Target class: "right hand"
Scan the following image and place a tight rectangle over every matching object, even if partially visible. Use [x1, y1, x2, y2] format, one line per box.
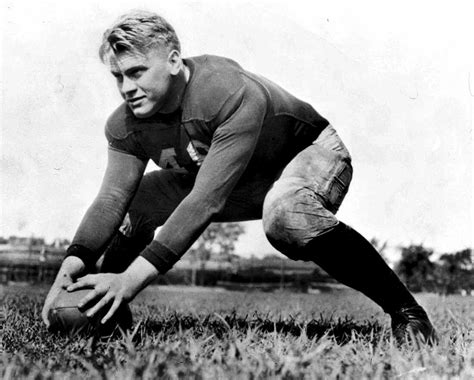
[41, 256, 86, 328]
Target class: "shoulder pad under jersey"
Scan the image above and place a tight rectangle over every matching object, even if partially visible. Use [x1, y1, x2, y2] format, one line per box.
[105, 103, 139, 140]
[182, 55, 245, 123]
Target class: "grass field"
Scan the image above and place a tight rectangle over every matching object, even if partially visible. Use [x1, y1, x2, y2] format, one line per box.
[1, 284, 473, 379]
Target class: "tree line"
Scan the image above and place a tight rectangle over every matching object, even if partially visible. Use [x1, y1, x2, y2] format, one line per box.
[1, 226, 472, 294]
[186, 225, 473, 294]
[394, 244, 472, 295]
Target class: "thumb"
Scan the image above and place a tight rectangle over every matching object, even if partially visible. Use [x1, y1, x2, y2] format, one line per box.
[41, 301, 52, 327]
[57, 274, 75, 289]
[60, 279, 73, 290]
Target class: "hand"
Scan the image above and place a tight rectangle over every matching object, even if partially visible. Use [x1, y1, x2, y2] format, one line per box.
[67, 256, 159, 324]
[42, 256, 86, 327]
[67, 272, 136, 325]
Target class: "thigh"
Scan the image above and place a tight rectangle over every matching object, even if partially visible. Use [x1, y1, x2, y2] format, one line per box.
[216, 127, 353, 224]
[214, 178, 272, 222]
[276, 143, 352, 214]
[314, 123, 351, 157]
[261, 142, 352, 256]
[125, 168, 269, 233]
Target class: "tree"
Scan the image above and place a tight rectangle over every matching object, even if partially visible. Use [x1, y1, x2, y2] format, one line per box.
[395, 244, 436, 292]
[188, 222, 245, 285]
[436, 249, 473, 294]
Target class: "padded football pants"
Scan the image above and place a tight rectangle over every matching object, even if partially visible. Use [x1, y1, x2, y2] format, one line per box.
[104, 124, 352, 261]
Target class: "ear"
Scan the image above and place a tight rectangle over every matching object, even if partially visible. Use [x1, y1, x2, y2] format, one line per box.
[167, 50, 182, 76]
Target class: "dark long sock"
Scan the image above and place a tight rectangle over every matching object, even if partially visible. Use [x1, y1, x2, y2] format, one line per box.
[100, 232, 152, 274]
[303, 222, 417, 314]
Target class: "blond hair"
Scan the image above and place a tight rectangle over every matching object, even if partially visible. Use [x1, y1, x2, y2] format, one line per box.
[99, 10, 181, 62]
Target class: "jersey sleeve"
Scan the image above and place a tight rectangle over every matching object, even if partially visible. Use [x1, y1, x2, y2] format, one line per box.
[70, 148, 147, 260]
[140, 77, 268, 272]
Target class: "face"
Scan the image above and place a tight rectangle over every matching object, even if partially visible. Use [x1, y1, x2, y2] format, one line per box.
[108, 49, 180, 118]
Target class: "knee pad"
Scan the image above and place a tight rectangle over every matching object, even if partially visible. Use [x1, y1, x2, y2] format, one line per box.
[263, 179, 339, 259]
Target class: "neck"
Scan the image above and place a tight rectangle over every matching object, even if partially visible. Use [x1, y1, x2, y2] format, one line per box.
[160, 65, 190, 114]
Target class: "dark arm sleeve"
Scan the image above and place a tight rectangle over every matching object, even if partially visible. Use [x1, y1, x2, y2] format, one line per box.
[140, 78, 268, 272]
[69, 148, 148, 264]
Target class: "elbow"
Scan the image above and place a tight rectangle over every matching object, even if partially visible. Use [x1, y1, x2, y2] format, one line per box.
[96, 183, 134, 205]
[184, 191, 226, 220]
[92, 190, 129, 219]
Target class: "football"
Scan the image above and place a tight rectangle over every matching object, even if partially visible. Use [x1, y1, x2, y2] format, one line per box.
[48, 288, 133, 335]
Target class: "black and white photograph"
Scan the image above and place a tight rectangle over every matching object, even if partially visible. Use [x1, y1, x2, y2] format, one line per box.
[1, 0, 473, 378]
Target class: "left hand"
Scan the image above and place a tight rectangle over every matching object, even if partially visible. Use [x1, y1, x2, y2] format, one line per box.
[67, 272, 135, 324]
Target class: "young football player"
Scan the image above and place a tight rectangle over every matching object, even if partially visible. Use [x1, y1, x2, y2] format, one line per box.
[42, 10, 437, 344]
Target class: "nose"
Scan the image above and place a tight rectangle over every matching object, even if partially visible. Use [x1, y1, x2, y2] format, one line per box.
[120, 76, 137, 97]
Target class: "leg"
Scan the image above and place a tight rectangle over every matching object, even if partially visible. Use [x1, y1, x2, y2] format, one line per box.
[100, 170, 194, 273]
[263, 125, 436, 344]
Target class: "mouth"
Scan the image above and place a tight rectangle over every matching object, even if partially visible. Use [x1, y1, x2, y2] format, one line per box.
[127, 96, 146, 106]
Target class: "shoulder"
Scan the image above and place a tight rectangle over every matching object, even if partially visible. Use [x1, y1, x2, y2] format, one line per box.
[104, 103, 150, 159]
[104, 103, 138, 140]
[182, 55, 250, 122]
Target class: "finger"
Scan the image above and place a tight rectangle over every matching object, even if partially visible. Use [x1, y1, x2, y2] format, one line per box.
[42, 289, 61, 327]
[101, 298, 122, 324]
[76, 274, 94, 282]
[77, 289, 102, 310]
[41, 307, 50, 327]
[85, 293, 113, 318]
[60, 277, 74, 289]
[60, 281, 72, 290]
[67, 275, 96, 291]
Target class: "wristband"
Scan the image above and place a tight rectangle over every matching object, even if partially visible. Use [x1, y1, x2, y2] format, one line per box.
[140, 241, 180, 274]
[64, 244, 98, 273]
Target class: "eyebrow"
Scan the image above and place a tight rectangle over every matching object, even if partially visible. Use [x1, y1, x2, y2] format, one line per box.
[111, 65, 147, 77]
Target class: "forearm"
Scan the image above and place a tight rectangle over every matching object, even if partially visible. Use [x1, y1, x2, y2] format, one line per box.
[65, 192, 130, 272]
[67, 149, 147, 269]
[72, 190, 130, 252]
[140, 192, 215, 273]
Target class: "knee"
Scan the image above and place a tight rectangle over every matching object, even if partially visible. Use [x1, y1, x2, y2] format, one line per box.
[124, 172, 164, 237]
[262, 179, 339, 259]
[127, 170, 191, 230]
[118, 212, 154, 244]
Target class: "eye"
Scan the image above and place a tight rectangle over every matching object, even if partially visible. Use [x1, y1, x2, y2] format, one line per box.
[128, 69, 144, 80]
[112, 73, 123, 82]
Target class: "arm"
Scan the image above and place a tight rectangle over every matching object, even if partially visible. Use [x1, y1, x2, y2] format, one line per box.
[69, 148, 148, 261]
[63, 79, 269, 325]
[66, 78, 269, 325]
[140, 77, 268, 272]
[42, 148, 147, 326]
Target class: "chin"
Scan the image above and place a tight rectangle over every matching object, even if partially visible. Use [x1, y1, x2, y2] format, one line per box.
[131, 107, 158, 119]
[133, 111, 151, 119]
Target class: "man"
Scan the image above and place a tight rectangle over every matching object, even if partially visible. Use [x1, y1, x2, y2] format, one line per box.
[42, 10, 437, 344]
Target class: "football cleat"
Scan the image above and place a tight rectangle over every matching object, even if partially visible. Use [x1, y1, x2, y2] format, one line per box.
[390, 305, 438, 345]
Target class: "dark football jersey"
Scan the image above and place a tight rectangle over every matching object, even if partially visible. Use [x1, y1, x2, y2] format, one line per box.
[82, 55, 330, 270]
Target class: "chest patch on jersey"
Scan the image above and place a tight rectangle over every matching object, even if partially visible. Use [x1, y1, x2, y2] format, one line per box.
[158, 147, 181, 169]
[186, 140, 208, 167]
[152, 126, 209, 171]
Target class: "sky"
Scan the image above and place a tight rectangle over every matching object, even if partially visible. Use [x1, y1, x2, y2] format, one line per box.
[1, 0, 473, 262]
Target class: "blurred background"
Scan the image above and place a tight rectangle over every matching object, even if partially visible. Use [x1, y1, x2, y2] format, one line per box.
[1, 0, 472, 267]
